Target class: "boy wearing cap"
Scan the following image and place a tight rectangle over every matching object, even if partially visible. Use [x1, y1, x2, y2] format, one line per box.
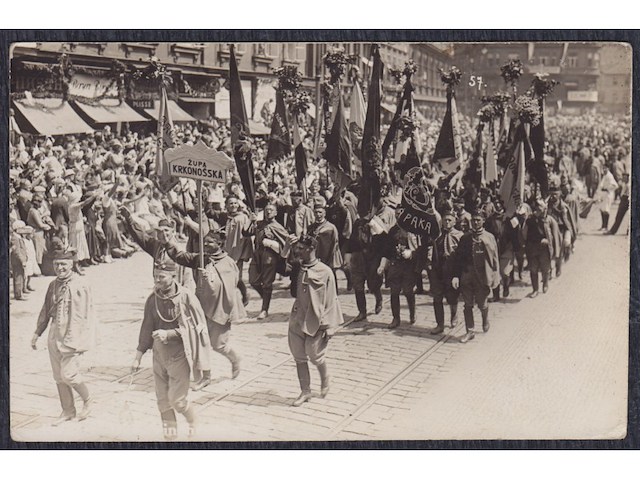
[165, 230, 244, 386]
[131, 258, 211, 440]
[523, 201, 555, 298]
[288, 235, 343, 407]
[31, 248, 95, 425]
[451, 210, 500, 343]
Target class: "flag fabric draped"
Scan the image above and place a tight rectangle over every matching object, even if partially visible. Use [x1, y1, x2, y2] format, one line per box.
[433, 89, 463, 174]
[292, 115, 307, 189]
[266, 90, 291, 165]
[349, 80, 366, 175]
[155, 84, 179, 193]
[359, 44, 384, 217]
[382, 74, 413, 160]
[229, 45, 256, 211]
[529, 96, 550, 197]
[462, 123, 485, 191]
[324, 89, 353, 190]
[499, 122, 530, 216]
[497, 117, 516, 168]
[485, 124, 499, 184]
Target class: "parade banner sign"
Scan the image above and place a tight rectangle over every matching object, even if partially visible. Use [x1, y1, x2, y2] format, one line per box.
[396, 166, 440, 239]
[165, 140, 235, 184]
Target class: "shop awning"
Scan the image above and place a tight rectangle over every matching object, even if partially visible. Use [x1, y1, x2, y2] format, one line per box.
[144, 99, 196, 122]
[72, 99, 148, 124]
[249, 120, 271, 136]
[178, 96, 216, 104]
[13, 98, 94, 136]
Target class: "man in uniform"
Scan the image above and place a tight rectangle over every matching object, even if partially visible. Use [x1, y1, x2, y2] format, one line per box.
[246, 202, 290, 319]
[220, 195, 253, 306]
[428, 208, 463, 334]
[165, 230, 245, 386]
[523, 200, 555, 298]
[378, 213, 419, 329]
[131, 258, 211, 440]
[451, 210, 500, 343]
[308, 196, 343, 274]
[31, 248, 95, 425]
[287, 235, 343, 407]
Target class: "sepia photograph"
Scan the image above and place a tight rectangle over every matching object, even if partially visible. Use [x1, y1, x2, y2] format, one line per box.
[5, 38, 633, 444]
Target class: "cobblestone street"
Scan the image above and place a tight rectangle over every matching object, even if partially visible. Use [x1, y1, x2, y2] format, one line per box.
[9, 206, 630, 442]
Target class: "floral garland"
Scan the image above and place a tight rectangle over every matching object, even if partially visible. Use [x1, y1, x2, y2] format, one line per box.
[500, 59, 524, 87]
[477, 103, 497, 123]
[439, 66, 462, 86]
[514, 94, 541, 126]
[530, 73, 559, 98]
[132, 57, 173, 87]
[397, 115, 417, 142]
[289, 90, 311, 117]
[323, 48, 355, 85]
[481, 91, 511, 116]
[273, 65, 303, 94]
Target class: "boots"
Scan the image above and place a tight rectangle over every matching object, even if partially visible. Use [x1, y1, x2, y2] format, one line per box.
[406, 293, 416, 324]
[481, 307, 490, 333]
[431, 300, 445, 335]
[261, 287, 272, 314]
[530, 271, 539, 297]
[238, 280, 249, 307]
[502, 277, 510, 298]
[389, 293, 401, 329]
[52, 383, 76, 426]
[293, 362, 312, 407]
[603, 212, 610, 230]
[374, 290, 383, 314]
[460, 307, 475, 343]
[73, 383, 92, 421]
[353, 290, 367, 322]
[491, 286, 500, 303]
[317, 362, 330, 398]
[192, 370, 211, 391]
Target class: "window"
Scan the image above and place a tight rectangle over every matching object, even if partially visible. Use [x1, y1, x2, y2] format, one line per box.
[539, 56, 549, 66]
[285, 44, 305, 61]
[507, 53, 519, 60]
[566, 56, 578, 68]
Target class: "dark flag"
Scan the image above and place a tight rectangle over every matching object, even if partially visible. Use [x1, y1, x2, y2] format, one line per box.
[382, 71, 413, 161]
[292, 115, 307, 188]
[497, 117, 517, 169]
[433, 89, 463, 174]
[499, 122, 532, 216]
[359, 44, 384, 217]
[324, 89, 352, 190]
[529, 96, 550, 197]
[154, 84, 180, 193]
[462, 123, 485, 191]
[229, 45, 256, 211]
[266, 90, 291, 165]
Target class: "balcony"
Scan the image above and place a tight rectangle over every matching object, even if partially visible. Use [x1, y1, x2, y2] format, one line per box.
[66, 42, 107, 55]
[170, 43, 205, 65]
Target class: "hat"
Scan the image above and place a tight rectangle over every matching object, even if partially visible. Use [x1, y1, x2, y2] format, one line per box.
[33, 185, 46, 194]
[32, 193, 44, 202]
[157, 218, 176, 229]
[291, 190, 304, 198]
[17, 225, 34, 235]
[63, 169, 75, 178]
[12, 220, 26, 232]
[153, 258, 177, 273]
[52, 177, 66, 186]
[53, 247, 77, 261]
[470, 208, 486, 220]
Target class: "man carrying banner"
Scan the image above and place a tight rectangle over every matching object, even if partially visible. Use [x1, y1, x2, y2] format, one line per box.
[451, 209, 500, 343]
[378, 212, 419, 329]
[164, 229, 244, 385]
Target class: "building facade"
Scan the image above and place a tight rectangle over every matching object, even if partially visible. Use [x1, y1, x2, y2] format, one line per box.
[452, 42, 607, 116]
[597, 43, 632, 114]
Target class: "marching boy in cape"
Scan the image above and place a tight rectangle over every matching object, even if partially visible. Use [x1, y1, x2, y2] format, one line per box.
[131, 258, 211, 440]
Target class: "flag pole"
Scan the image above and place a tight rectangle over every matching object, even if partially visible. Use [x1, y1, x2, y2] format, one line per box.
[197, 180, 204, 269]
